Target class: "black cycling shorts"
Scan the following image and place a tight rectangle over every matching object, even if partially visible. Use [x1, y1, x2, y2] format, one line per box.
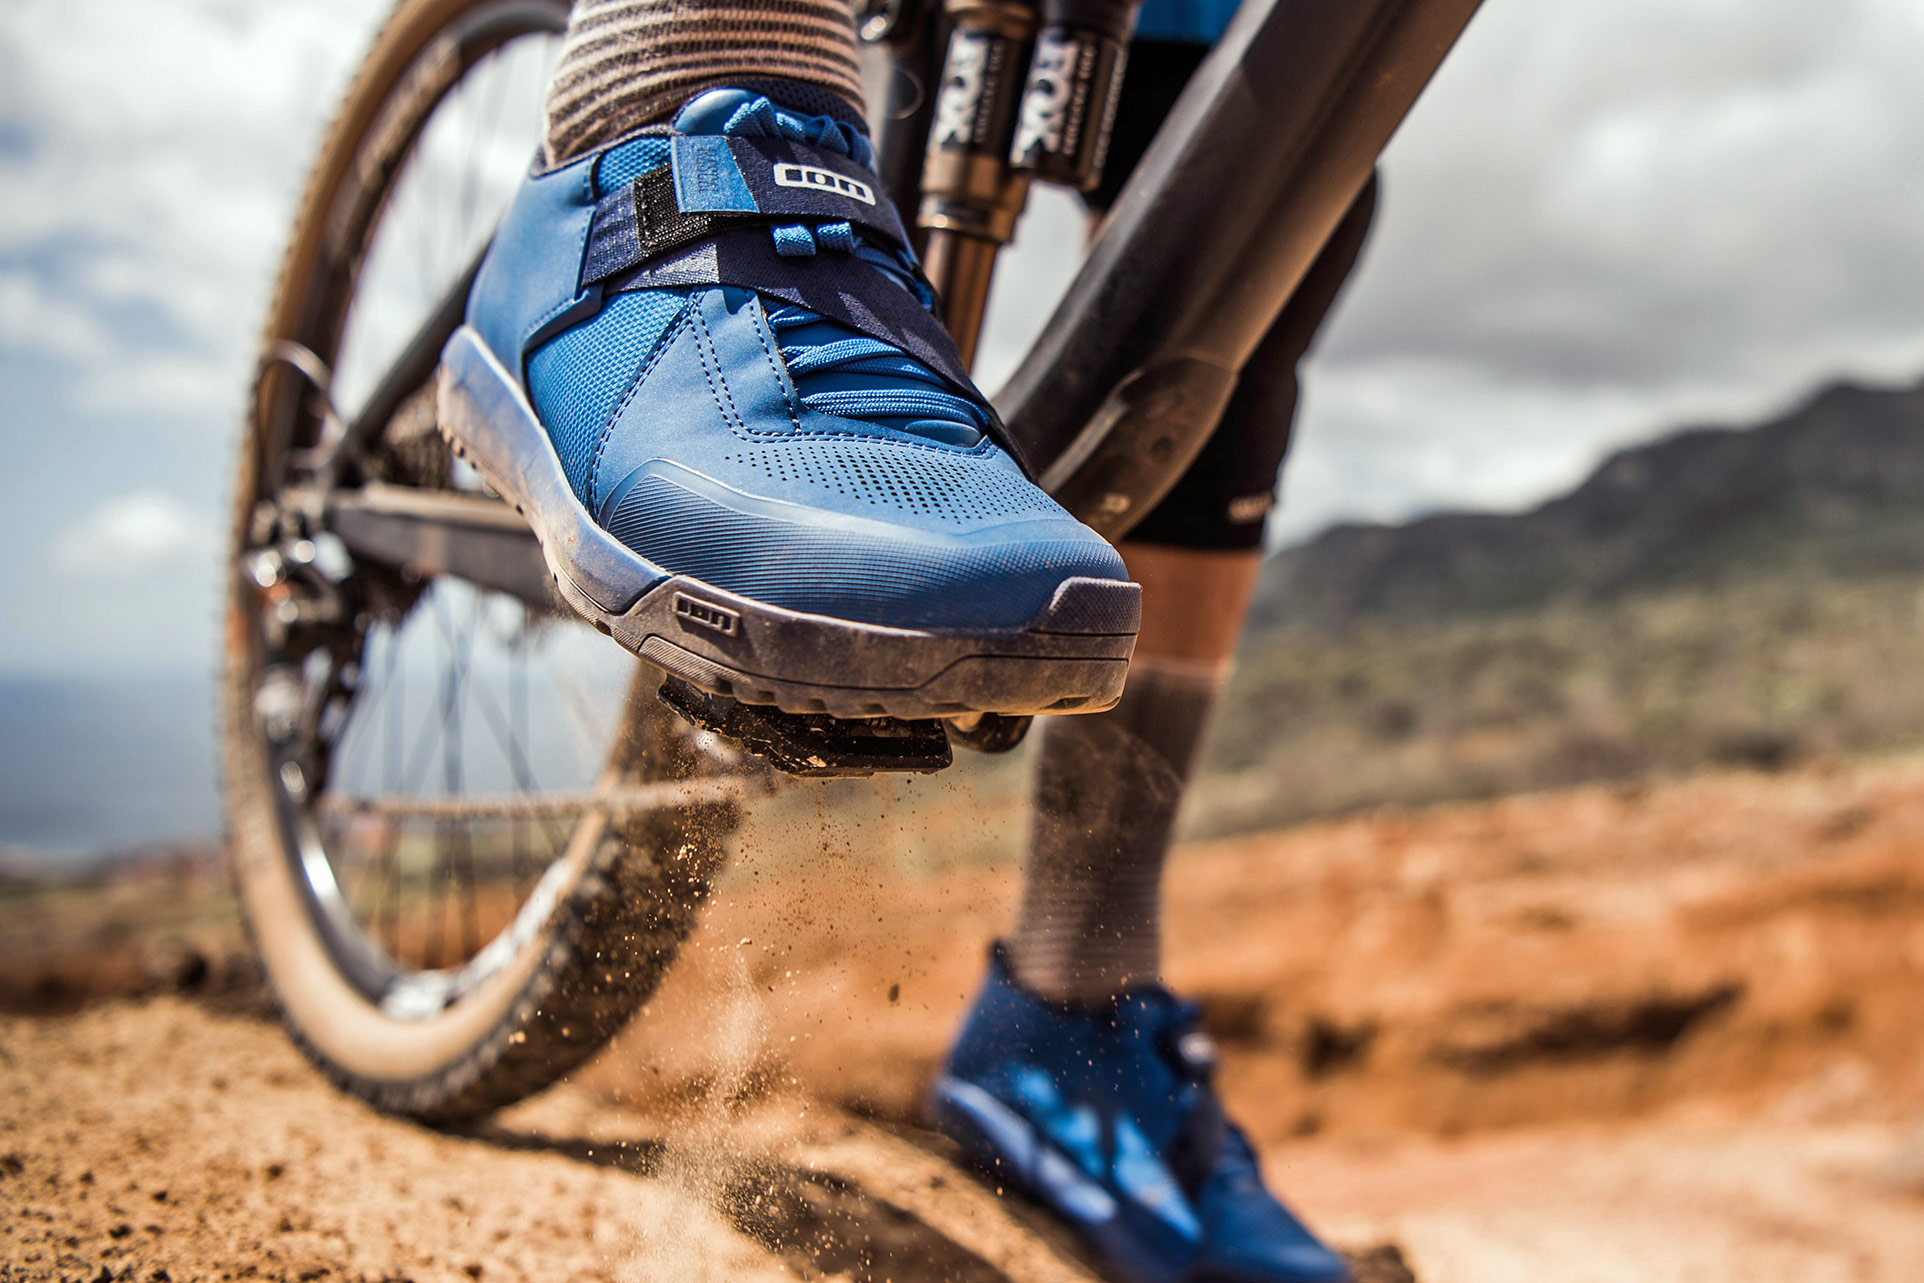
[1082, 40, 1378, 550]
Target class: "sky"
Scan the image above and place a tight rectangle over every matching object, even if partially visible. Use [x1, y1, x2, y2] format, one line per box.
[2, 0, 1923, 680]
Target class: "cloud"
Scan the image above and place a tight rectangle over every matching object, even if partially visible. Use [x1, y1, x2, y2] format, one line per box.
[52, 489, 217, 578]
[0, 271, 112, 359]
[24, 488, 223, 677]
[1328, 0, 1924, 391]
[966, 0, 1924, 550]
[1270, 356, 1824, 544]
[72, 352, 240, 420]
[1275, 0, 1924, 540]
[0, 0, 390, 423]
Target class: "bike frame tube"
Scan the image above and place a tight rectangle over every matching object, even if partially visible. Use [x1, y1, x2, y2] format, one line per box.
[998, 0, 1486, 536]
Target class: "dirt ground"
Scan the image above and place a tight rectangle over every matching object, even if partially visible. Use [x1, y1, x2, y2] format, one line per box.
[7, 757, 1924, 1281]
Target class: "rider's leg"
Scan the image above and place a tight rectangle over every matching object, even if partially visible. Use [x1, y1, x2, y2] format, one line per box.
[1006, 173, 1380, 1004]
[545, 0, 866, 159]
[936, 174, 1377, 1283]
[1007, 544, 1257, 1001]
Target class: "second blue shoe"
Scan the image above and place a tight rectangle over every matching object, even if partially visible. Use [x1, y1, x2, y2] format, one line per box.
[931, 946, 1352, 1283]
[438, 88, 1138, 720]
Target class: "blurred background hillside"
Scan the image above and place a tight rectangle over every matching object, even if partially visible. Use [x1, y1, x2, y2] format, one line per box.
[1195, 376, 1924, 832]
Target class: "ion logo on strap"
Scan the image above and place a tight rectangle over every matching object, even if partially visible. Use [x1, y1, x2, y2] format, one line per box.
[772, 163, 876, 206]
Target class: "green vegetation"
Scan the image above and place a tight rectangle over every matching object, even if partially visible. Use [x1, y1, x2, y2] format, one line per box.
[1194, 574, 1924, 836]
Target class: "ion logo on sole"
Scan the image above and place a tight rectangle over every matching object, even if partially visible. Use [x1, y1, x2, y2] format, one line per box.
[772, 163, 876, 206]
[674, 593, 742, 637]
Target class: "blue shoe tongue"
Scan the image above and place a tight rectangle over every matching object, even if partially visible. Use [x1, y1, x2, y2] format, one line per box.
[672, 88, 874, 169]
[666, 90, 982, 448]
[671, 87, 758, 136]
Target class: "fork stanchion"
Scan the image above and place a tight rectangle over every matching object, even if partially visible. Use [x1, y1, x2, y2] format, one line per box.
[916, 0, 1038, 364]
[861, 0, 946, 256]
[920, 229, 1007, 368]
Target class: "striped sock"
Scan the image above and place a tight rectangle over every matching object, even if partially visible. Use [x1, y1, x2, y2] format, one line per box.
[1007, 658, 1226, 1005]
[544, 0, 867, 162]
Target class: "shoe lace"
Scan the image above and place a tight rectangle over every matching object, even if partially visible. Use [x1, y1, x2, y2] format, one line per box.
[763, 305, 986, 445]
[717, 97, 985, 447]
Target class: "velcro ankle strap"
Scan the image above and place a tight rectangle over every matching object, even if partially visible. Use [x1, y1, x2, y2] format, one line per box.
[582, 135, 912, 286]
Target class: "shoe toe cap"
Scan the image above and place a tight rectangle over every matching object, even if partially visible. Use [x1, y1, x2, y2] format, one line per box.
[599, 464, 1128, 630]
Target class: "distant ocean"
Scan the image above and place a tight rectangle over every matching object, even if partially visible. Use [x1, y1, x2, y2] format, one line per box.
[0, 673, 220, 866]
[0, 636, 635, 869]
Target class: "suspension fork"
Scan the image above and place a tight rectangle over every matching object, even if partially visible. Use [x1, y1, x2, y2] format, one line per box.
[870, 0, 1143, 367]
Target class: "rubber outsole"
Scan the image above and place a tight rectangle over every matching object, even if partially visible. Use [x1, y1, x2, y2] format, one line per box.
[435, 326, 1139, 720]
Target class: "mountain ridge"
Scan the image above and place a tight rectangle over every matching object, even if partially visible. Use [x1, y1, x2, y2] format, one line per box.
[1249, 376, 1924, 632]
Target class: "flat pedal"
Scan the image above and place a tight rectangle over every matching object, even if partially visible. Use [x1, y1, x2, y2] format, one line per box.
[945, 713, 1033, 754]
[658, 677, 952, 777]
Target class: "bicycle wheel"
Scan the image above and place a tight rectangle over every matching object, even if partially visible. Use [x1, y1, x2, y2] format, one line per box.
[223, 0, 754, 1121]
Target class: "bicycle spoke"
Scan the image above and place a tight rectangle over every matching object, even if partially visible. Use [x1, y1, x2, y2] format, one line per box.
[553, 663, 618, 775]
[336, 621, 399, 799]
[381, 823, 404, 962]
[339, 255, 482, 455]
[384, 629, 405, 794]
[317, 573, 652, 972]
[400, 584, 476, 794]
[465, 654, 573, 856]
[438, 592, 477, 965]
[510, 622, 533, 898]
[410, 142, 439, 322]
[455, 55, 487, 242]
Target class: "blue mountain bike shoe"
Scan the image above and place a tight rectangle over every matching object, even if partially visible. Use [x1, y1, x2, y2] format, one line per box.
[930, 946, 1351, 1283]
[439, 89, 1138, 720]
